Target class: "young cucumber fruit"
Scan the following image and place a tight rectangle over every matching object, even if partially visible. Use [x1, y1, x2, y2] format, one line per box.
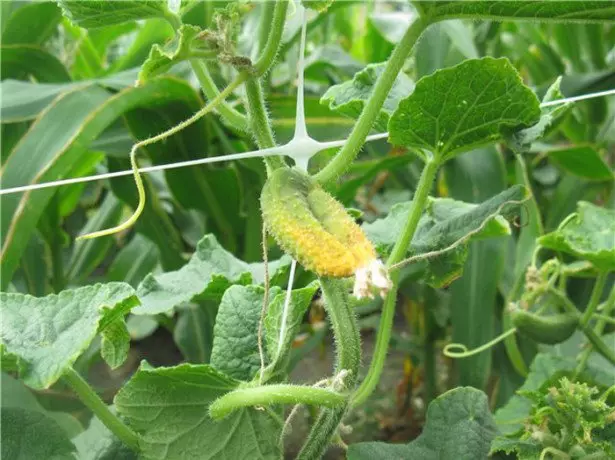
[260, 167, 376, 278]
[512, 309, 579, 345]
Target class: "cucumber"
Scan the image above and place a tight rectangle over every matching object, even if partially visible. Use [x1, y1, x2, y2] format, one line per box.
[261, 167, 375, 277]
[512, 309, 579, 345]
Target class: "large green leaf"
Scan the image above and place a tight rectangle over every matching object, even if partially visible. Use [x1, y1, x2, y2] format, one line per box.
[348, 387, 498, 460]
[388, 57, 540, 161]
[107, 235, 159, 287]
[115, 363, 281, 460]
[425, 1, 615, 22]
[1, 408, 75, 460]
[73, 412, 137, 460]
[265, 282, 320, 377]
[321, 62, 414, 132]
[1, 45, 71, 83]
[0, 282, 137, 389]
[539, 202, 615, 271]
[133, 234, 288, 316]
[363, 183, 524, 287]
[0, 77, 191, 288]
[0, 69, 137, 122]
[211, 285, 280, 381]
[2, 2, 62, 45]
[58, 0, 170, 29]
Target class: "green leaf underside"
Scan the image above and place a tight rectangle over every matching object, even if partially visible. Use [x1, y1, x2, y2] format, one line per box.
[139, 24, 201, 83]
[538, 202, 615, 271]
[133, 235, 289, 315]
[388, 57, 540, 160]
[506, 77, 571, 154]
[426, 1, 615, 22]
[115, 363, 281, 460]
[265, 283, 320, 368]
[58, 0, 169, 29]
[0, 283, 137, 389]
[100, 317, 131, 370]
[348, 387, 498, 460]
[211, 285, 281, 381]
[363, 186, 524, 285]
[1, 408, 75, 460]
[74, 410, 137, 460]
[321, 62, 414, 132]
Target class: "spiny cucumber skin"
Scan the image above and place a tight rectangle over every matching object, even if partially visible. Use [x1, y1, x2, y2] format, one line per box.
[512, 310, 579, 345]
[261, 168, 375, 277]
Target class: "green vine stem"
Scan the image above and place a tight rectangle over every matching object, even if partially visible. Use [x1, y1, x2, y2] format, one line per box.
[314, 18, 428, 185]
[244, 78, 287, 172]
[63, 367, 139, 450]
[190, 59, 248, 131]
[576, 282, 615, 373]
[254, 0, 290, 76]
[296, 277, 361, 460]
[209, 384, 345, 419]
[580, 271, 609, 326]
[352, 157, 439, 406]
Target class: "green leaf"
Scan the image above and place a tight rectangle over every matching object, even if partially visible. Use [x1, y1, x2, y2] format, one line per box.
[348, 387, 498, 460]
[1, 45, 71, 83]
[67, 193, 123, 283]
[265, 282, 320, 376]
[539, 202, 615, 271]
[211, 285, 280, 381]
[58, 0, 171, 29]
[100, 317, 131, 370]
[547, 146, 614, 182]
[425, 1, 615, 22]
[0, 69, 138, 122]
[115, 363, 282, 460]
[506, 76, 571, 154]
[173, 302, 216, 364]
[106, 235, 160, 288]
[321, 62, 414, 132]
[134, 235, 257, 316]
[138, 24, 201, 83]
[1, 408, 75, 460]
[388, 57, 541, 161]
[0, 282, 137, 389]
[73, 412, 137, 460]
[2, 2, 62, 45]
[1, 372, 83, 439]
[363, 183, 524, 287]
[1, 77, 194, 288]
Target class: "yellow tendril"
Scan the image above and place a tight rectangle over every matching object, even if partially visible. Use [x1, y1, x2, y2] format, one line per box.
[77, 74, 246, 240]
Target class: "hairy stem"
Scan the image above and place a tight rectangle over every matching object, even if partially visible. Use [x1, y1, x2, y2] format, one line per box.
[190, 60, 248, 131]
[254, 0, 290, 76]
[314, 18, 428, 185]
[296, 277, 360, 460]
[209, 384, 345, 419]
[353, 158, 439, 406]
[245, 78, 286, 172]
[63, 367, 139, 450]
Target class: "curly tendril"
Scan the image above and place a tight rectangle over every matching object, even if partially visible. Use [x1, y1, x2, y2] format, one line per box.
[443, 328, 518, 359]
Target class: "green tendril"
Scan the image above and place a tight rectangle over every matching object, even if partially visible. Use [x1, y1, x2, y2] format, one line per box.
[443, 328, 518, 359]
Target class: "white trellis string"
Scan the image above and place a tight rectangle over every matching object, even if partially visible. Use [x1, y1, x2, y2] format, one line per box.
[2, 85, 613, 197]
